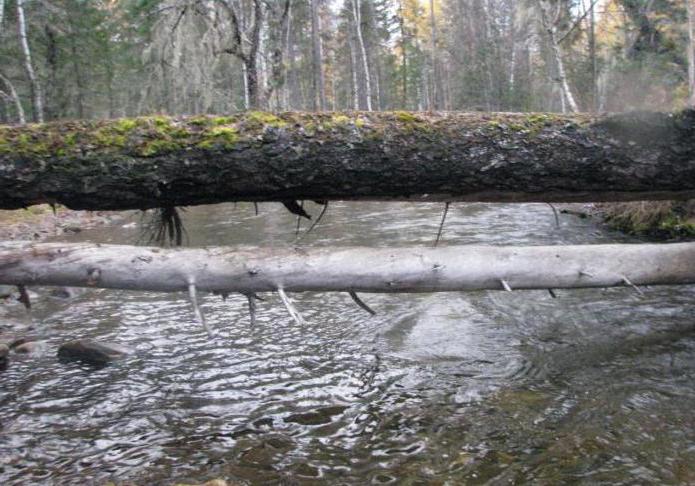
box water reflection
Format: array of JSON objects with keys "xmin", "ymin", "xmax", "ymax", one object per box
[{"xmin": 1, "ymin": 202, "xmax": 694, "ymax": 484}]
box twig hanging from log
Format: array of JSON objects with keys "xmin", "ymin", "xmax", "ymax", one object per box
[
  {"xmin": 434, "ymin": 202, "xmax": 450, "ymax": 247},
  {"xmin": 547, "ymin": 203, "xmax": 560, "ymax": 228},
  {"xmin": 188, "ymin": 280, "xmax": 212, "ymax": 336},
  {"xmin": 299, "ymin": 201, "xmax": 329, "ymax": 239},
  {"xmin": 17, "ymin": 284, "xmax": 31, "ymax": 310},
  {"xmin": 348, "ymin": 291, "xmax": 377, "ymax": 316},
  {"xmin": 621, "ymin": 275, "xmax": 645, "ymax": 296},
  {"xmin": 244, "ymin": 292, "xmax": 257, "ymax": 326},
  {"xmin": 277, "ymin": 287, "xmax": 305, "ymax": 325}
]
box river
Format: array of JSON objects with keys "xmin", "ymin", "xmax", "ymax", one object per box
[{"xmin": 1, "ymin": 202, "xmax": 694, "ymax": 485}]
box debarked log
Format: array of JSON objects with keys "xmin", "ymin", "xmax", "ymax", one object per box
[
  {"xmin": 1, "ymin": 110, "xmax": 695, "ymax": 210},
  {"xmin": 1, "ymin": 241, "xmax": 694, "ymax": 293}
]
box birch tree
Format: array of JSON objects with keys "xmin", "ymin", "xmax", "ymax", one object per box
[
  {"xmin": 537, "ymin": 0, "xmax": 579, "ymax": 112},
  {"xmin": 352, "ymin": 0, "xmax": 372, "ymax": 110},
  {"xmin": 16, "ymin": 0, "xmax": 43, "ymax": 122}
]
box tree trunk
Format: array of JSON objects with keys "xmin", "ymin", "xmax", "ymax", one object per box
[
  {"xmin": 1, "ymin": 110, "xmax": 694, "ymax": 210},
  {"xmin": 352, "ymin": 0, "xmax": 372, "ymax": 111},
  {"xmin": 310, "ymin": 0, "xmax": 326, "ymax": 111},
  {"xmin": 588, "ymin": 0, "xmax": 598, "ymax": 111},
  {"xmin": 397, "ymin": 0, "xmax": 408, "ymax": 109},
  {"xmin": 0, "ymin": 242, "xmax": 695, "ymax": 294},
  {"xmin": 0, "ymin": 72, "xmax": 26, "ymax": 124},
  {"xmin": 16, "ymin": 0, "xmax": 43, "ymax": 123},
  {"xmin": 2, "ymin": 242, "xmax": 694, "ymax": 294},
  {"xmin": 429, "ymin": 0, "xmax": 439, "ymax": 110},
  {"xmin": 688, "ymin": 0, "xmax": 695, "ymax": 108},
  {"xmin": 539, "ymin": 1, "xmax": 579, "ymax": 113},
  {"xmin": 348, "ymin": 32, "xmax": 359, "ymax": 110}
]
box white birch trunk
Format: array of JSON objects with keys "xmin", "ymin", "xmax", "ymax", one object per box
[
  {"xmin": 539, "ymin": 0, "xmax": 579, "ymax": 113},
  {"xmin": 1, "ymin": 242, "xmax": 694, "ymax": 294},
  {"xmin": 16, "ymin": 0, "xmax": 43, "ymax": 123},
  {"xmin": 0, "ymin": 72, "xmax": 26, "ymax": 124},
  {"xmin": 352, "ymin": 0, "xmax": 372, "ymax": 111}
]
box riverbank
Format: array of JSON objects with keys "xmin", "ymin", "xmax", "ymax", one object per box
[
  {"xmin": 597, "ymin": 201, "xmax": 695, "ymax": 239},
  {"xmin": 0, "ymin": 205, "xmax": 127, "ymax": 242}
]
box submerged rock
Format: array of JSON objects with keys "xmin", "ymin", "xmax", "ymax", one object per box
[
  {"xmin": 284, "ymin": 405, "xmax": 348, "ymax": 425},
  {"xmin": 14, "ymin": 341, "xmax": 45, "ymax": 354},
  {"xmin": 0, "ymin": 344, "xmax": 9, "ymax": 365},
  {"xmin": 57, "ymin": 340, "xmax": 131, "ymax": 365}
]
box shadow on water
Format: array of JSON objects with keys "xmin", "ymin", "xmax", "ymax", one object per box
[{"xmin": 1, "ymin": 202, "xmax": 694, "ymax": 484}]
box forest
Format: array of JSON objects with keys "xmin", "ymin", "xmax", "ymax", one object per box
[{"xmin": 1, "ymin": 0, "xmax": 694, "ymax": 123}]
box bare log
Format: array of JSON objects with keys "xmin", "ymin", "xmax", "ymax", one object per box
[
  {"xmin": 1, "ymin": 241, "xmax": 694, "ymax": 293},
  {"xmin": 1, "ymin": 110, "xmax": 694, "ymax": 210}
]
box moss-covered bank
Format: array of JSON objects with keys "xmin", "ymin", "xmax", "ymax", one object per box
[{"xmin": 599, "ymin": 201, "xmax": 695, "ymax": 239}]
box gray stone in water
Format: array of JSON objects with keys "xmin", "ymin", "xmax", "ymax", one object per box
[
  {"xmin": 47, "ymin": 287, "xmax": 83, "ymax": 299},
  {"xmin": 0, "ymin": 343, "xmax": 9, "ymax": 368},
  {"xmin": 57, "ymin": 340, "xmax": 131, "ymax": 365},
  {"xmin": 14, "ymin": 341, "xmax": 44, "ymax": 354}
]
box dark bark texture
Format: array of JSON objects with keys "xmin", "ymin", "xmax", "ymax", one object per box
[{"xmin": 0, "ymin": 110, "xmax": 694, "ymax": 210}]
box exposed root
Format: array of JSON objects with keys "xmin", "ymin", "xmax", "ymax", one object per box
[
  {"xmin": 141, "ymin": 207, "xmax": 187, "ymax": 247},
  {"xmin": 298, "ymin": 201, "xmax": 329, "ymax": 240},
  {"xmin": 282, "ymin": 200, "xmax": 311, "ymax": 220},
  {"xmin": 277, "ymin": 287, "xmax": 305, "ymax": 325},
  {"xmin": 434, "ymin": 202, "xmax": 450, "ymax": 247},
  {"xmin": 548, "ymin": 289, "xmax": 557, "ymax": 298},
  {"xmin": 188, "ymin": 280, "xmax": 212, "ymax": 336},
  {"xmin": 254, "ymin": 202, "xmax": 259, "ymax": 216},
  {"xmin": 349, "ymin": 291, "xmax": 376, "ymax": 316},
  {"xmin": 500, "ymin": 279, "xmax": 513, "ymax": 292}
]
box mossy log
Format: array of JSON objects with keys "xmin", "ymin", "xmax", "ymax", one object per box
[
  {"xmin": 1, "ymin": 110, "xmax": 694, "ymax": 210},
  {"xmin": 1, "ymin": 241, "xmax": 694, "ymax": 293}
]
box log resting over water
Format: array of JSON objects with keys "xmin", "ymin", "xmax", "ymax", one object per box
[
  {"xmin": 1, "ymin": 242, "xmax": 694, "ymax": 293},
  {"xmin": 0, "ymin": 110, "xmax": 694, "ymax": 210}
]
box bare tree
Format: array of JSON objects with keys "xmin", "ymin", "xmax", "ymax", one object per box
[{"xmin": 17, "ymin": 0, "xmax": 44, "ymax": 122}]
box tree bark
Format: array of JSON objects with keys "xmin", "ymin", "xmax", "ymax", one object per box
[
  {"xmin": 0, "ymin": 72, "xmax": 26, "ymax": 124},
  {"xmin": 352, "ymin": 0, "xmax": 372, "ymax": 111},
  {"xmin": 539, "ymin": 0, "xmax": 579, "ymax": 113},
  {"xmin": 688, "ymin": 0, "xmax": 695, "ymax": 108},
  {"xmin": 16, "ymin": 0, "xmax": 43, "ymax": 123},
  {"xmin": 1, "ymin": 110, "xmax": 694, "ymax": 210},
  {"xmin": 1, "ymin": 241, "xmax": 693, "ymax": 294},
  {"xmin": 310, "ymin": 0, "xmax": 326, "ymax": 111}
]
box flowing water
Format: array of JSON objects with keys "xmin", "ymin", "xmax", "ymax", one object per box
[{"xmin": 1, "ymin": 202, "xmax": 694, "ymax": 485}]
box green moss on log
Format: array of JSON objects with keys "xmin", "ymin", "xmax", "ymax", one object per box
[{"xmin": 1, "ymin": 110, "xmax": 694, "ymax": 211}]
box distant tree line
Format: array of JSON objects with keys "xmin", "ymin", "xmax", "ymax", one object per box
[{"xmin": 0, "ymin": 0, "xmax": 694, "ymax": 124}]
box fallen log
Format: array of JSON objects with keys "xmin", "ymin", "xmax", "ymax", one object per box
[
  {"xmin": 1, "ymin": 241, "xmax": 693, "ymax": 293},
  {"xmin": 1, "ymin": 110, "xmax": 694, "ymax": 210}
]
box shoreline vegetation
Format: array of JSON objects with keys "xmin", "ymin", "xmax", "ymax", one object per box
[{"xmin": 599, "ymin": 201, "xmax": 695, "ymax": 239}]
